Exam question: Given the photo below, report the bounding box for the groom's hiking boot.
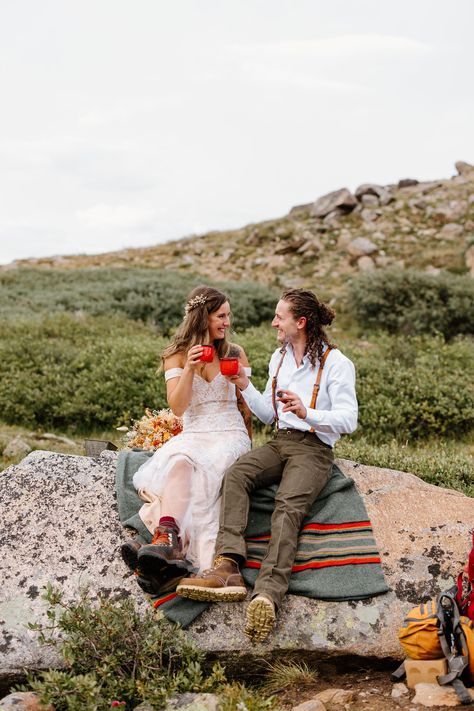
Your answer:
[120,538,142,572]
[244,595,276,642]
[137,526,191,578]
[176,556,247,602]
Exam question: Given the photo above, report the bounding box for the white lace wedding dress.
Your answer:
[133,367,251,572]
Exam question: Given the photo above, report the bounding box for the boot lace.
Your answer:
[151,527,175,546]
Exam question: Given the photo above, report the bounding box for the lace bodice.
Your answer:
[183,373,247,433]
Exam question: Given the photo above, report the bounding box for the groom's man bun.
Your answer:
[280,288,335,366]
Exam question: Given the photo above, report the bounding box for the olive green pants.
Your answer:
[215,429,334,609]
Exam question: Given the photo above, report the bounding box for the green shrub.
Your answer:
[219,682,277,711]
[20,584,226,711]
[0,314,165,430]
[335,437,474,495]
[1,315,472,443]
[0,268,278,334]
[347,268,474,339]
[342,334,474,442]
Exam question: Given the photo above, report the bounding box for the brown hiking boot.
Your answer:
[176,555,247,602]
[137,526,191,577]
[244,595,276,643]
[120,537,142,572]
[136,567,189,596]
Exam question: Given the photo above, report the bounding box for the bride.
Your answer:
[121,285,252,593]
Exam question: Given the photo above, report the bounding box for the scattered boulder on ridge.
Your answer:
[310,188,357,218]
[346,237,378,259]
[455,160,474,176]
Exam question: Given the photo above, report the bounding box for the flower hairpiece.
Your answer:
[185,294,207,315]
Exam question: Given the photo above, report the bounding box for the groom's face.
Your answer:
[271,299,302,344]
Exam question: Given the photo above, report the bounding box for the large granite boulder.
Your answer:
[1,451,473,686]
[310,189,357,218]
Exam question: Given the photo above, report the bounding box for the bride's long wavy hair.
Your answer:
[161,285,232,365]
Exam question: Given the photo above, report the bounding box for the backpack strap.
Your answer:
[449,678,473,705]
[390,662,406,683]
[436,590,472,705]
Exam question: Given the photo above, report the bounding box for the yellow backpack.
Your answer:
[393,589,474,705]
[398,598,444,660]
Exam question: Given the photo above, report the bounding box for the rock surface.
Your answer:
[455,160,474,176]
[412,682,474,706]
[1,451,474,684]
[465,243,474,276]
[292,700,326,711]
[315,688,355,706]
[165,692,220,711]
[3,436,32,459]
[346,237,378,258]
[310,189,357,218]
[0,691,53,709]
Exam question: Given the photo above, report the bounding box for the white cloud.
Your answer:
[75,203,160,232]
[228,34,433,58]
[240,61,370,93]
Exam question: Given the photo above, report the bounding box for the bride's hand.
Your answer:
[185,345,204,371]
[226,364,249,390]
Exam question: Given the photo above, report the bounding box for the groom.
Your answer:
[177,288,358,641]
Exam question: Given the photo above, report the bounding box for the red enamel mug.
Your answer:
[200,345,214,362]
[220,357,239,376]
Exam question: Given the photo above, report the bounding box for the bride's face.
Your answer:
[208,301,231,340]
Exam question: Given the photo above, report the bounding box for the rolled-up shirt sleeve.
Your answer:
[305,358,358,434]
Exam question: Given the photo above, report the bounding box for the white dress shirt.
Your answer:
[241,344,358,447]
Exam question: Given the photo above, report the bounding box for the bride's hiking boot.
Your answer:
[135,567,189,596]
[120,537,142,572]
[137,525,191,578]
[176,555,247,602]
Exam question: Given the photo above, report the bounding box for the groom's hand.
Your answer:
[277,389,307,420]
[226,364,249,390]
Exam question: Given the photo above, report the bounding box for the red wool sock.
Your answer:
[159,516,179,532]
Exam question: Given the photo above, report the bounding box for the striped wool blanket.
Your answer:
[116,450,389,628]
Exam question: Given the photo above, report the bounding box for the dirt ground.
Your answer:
[273,664,465,711]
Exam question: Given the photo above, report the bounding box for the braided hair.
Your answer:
[281,288,336,367]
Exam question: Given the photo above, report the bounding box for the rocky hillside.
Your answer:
[5,161,474,293]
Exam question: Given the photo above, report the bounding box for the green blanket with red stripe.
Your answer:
[116,450,389,627]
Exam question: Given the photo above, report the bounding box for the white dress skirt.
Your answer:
[133,367,251,572]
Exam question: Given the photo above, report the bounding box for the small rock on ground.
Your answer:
[391,682,409,698]
[3,436,32,458]
[0,691,53,709]
[412,682,474,706]
[291,700,326,711]
[165,692,220,711]
[315,687,355,707]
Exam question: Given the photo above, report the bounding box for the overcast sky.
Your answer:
[0,0,473,265]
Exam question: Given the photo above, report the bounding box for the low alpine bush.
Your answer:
[347,267,474,339]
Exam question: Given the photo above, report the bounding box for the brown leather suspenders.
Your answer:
[271,347,287,429]
[308,346,332,432]
[271,346,333,430]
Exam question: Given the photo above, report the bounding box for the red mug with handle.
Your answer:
[220,357,239,376]
[200,345,214,362]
